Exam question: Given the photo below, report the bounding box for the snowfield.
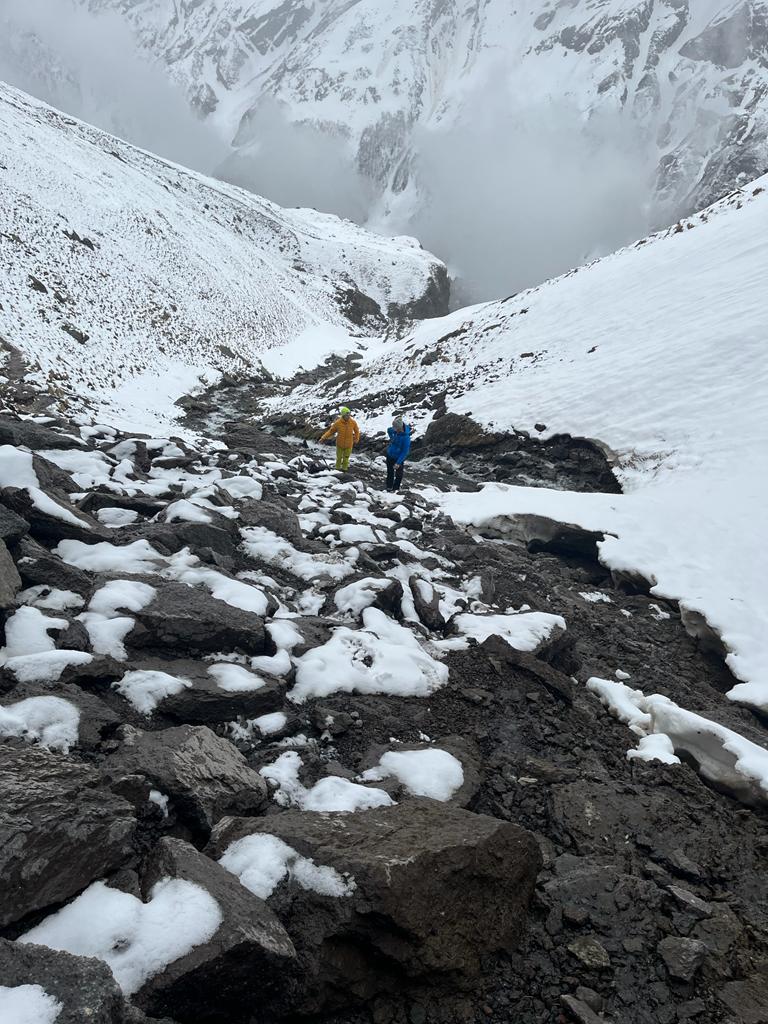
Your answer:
[276,178,768,710]
[0,81,445,431]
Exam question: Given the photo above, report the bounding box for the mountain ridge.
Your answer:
[74,0,768,219]
[0,80,447,432]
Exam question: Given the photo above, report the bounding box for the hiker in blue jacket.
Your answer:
[385,414,411,492]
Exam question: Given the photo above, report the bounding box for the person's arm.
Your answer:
[352,420,361,445]
[320,421,338,442]
[398,430,411,464]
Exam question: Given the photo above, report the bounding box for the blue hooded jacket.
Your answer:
[387,424,411,464]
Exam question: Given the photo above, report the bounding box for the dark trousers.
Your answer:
[386,456,404,491]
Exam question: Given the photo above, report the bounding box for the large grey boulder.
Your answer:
[0,414,85,450]
[135,838,296,1022]
[0,486,106,544]
[126,582,266,655]
[14,535,93,595]
[657,936,708,982]
[126,657,287,724]
[238,497,305,546]
[31,453,80,496]
[209,799,541,1010]
[0,938,159,1024]
[0,501,29,544]
[0,539,21,609]
[0,742,136,926]
[122,519,239,559]
[104,725,267,835]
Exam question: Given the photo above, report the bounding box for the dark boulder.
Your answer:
[658,936,708,982]
[13,535,93,595]
[366,543,401,563]
[208,799,541,1009]
[0,538,21,609]
[135,838,296,1023]
[478,634,574,704]
[370,578,404,618]
[0,414,85,450]
[409,575,446,631]
[77,490,165,517]
[126,582,266,656]
[104,725,267,835]
[0,500,30,544]
[423,413,499,451]
[123,519,239,559]
[0,487,106,544]
[238,497,305,546]
[286,616,337,658]
[31,453,79,496]
[134,658,287,725]
[0,938,157,1024]
[559,994,605,1024]
[0,742,136,926]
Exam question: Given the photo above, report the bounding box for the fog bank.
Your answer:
[0,0,226,172]
[402,98,660,305]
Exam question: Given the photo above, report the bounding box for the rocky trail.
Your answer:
[2,368,768,1024]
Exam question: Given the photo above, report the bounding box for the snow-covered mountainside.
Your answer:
[266,176,768,719]
[0,81,447,431]
[77,0,768,217]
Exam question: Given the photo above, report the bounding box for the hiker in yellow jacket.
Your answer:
[320,406,360,471]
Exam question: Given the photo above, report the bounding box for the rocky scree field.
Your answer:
[1,358,768,1024]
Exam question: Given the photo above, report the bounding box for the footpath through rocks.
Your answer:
[1,392,768,1024]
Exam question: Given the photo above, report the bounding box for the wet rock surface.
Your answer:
[210,799,540,1009]
[135,838,296,1022]
[126,583,267,656]
[0,393,767,1024]
[0,938,160,1024]
[0,743,136,928]
[104,725,268,838]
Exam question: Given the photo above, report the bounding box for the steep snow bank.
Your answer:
[0,82,445,430]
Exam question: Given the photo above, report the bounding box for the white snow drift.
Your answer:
[219,834,356,900]
[361,749,464,802]
[587,676,768,806]
[0,606,92,684]
[0,696,80,752]
[20,879,222,995]
[260,750,393,813]
[0,984,62,1024]
[291,608,449,702]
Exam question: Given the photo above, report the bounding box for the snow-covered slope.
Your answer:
[74,0,768,216]
[0,81,446,431]
[274,177,768,711]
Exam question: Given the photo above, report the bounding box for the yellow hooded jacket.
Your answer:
[321,416,360,449]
